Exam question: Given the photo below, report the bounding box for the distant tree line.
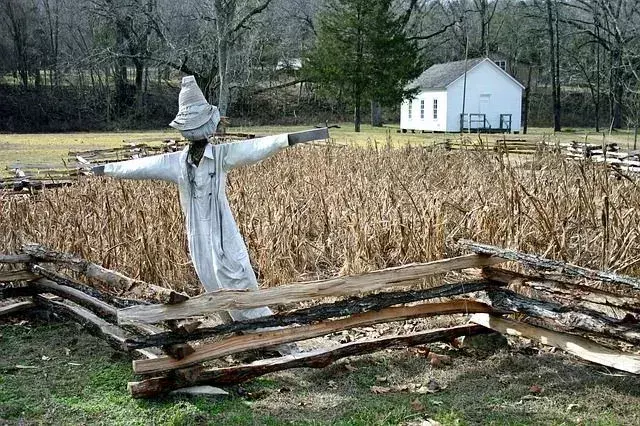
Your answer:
[0,0,639,133]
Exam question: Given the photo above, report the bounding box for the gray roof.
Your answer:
[408,58,485,90]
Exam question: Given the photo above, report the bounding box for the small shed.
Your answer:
[400,58,524,133]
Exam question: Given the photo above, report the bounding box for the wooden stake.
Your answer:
[118,254,503,325]
[132,300,494,375]
[470,313,640,374]
[128,324,491,398]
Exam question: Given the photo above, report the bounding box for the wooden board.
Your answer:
[132,300,494,375]
[128,324,490,398]
[118,254,503,325]
[470,313,640,374]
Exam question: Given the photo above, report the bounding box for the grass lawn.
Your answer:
[1,124,638,172]
[2,315,640,425]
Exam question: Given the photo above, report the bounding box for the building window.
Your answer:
[408,101,412,119]
[495,60,507,71]
[433,99,438,120]
[420,100,425,119]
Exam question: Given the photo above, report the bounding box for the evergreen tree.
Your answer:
[305,0,421,132]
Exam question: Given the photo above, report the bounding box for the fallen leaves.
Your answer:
[370,379,444,395]
[427,352,452,368]
[410,398,424,412]
[529,384,543,394]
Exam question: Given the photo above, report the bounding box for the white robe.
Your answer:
[103,134,290,321]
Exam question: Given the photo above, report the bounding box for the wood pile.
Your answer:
[434,136,556,155]
[1,163,86,195]
[563,141,640,174]
[2,241,640,398]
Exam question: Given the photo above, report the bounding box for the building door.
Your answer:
[479,94,491,128]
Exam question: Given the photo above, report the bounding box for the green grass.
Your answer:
[2,316,640,425]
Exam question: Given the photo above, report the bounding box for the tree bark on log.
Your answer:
[124,280,502,349]
[21,244,188,304]
[483,267,640,315]
[118,254,504,325]
[128,324,491,398]
[132,300,495,375]
[459,240,640,291]
[471,314,640,374]
[483,289,640,345]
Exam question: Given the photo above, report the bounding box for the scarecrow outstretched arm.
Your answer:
[222,128,330,171]
[222,134,289,171]
[94,152,182,183]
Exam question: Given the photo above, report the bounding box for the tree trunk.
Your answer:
[354,89,362,132]
[546,0,561,131]
[523,64,532,134]
[370,100,382,127]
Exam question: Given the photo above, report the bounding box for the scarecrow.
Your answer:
[94,76,328,341]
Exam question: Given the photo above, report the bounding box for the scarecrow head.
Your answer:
[169,76,220,142]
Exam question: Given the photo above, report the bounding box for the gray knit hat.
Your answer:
[169,76,219,131]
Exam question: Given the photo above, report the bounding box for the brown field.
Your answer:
[2,145,639,295]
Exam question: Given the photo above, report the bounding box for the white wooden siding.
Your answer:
[446,60,523,132]
[400,90,447,131]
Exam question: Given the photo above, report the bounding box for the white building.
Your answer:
[400,58,524,133]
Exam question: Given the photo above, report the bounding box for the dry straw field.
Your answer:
[2,144,639,294]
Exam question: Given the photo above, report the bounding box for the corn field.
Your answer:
[2,146,640,294]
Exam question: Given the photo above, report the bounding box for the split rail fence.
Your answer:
[2,240,640,398]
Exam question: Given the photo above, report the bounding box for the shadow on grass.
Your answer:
[1,317,640,426]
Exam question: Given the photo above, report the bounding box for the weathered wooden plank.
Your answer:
[460,240,640,291]
[470,313,640,374]
[21,244,188,304]
[0,269,37,282]
[128,324,490,398]
[132,300,495,375]
[124,279,501,349]
[118,254,503,325]
[0,301,35,317]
